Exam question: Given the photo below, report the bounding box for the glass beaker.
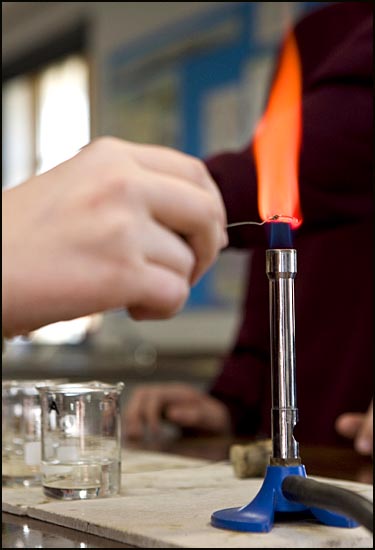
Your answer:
[2,379,67,487]
[37,381,124,500]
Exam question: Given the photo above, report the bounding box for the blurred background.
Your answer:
[2,2,321,397]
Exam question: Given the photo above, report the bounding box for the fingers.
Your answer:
[354,402,373,455]
[335,413,364,439]
[124,390,144,440]
[80,137,227,291]
[89,137,227,236]
[124,384,231,440]
[124,385,168,439]
[92,137,228,282]
[142,220,195,280]
[335,401,373,456]
[167,397,231,433]
[142,391,166,436]
[140,170,227,284]
[125,141,227,218]
[128,263,190,320]
[166,404,202,427]
[124,384,201,439]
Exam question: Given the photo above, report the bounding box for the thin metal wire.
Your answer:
[227,215,299,228]
[227,215,280,228]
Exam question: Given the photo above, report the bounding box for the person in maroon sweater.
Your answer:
[124,2,373,455]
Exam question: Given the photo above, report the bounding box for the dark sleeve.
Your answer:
[208,251,271,436]
[205,2,373,249]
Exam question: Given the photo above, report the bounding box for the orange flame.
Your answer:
[254,30,303,229]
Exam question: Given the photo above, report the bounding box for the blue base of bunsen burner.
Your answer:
[211,464,358,533]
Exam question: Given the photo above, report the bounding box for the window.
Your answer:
[3,53,97,344]
[36,55,90,175]
[3,54,90,188]
[2,75,34,189]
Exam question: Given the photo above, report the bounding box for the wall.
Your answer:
[3,2,229,135]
